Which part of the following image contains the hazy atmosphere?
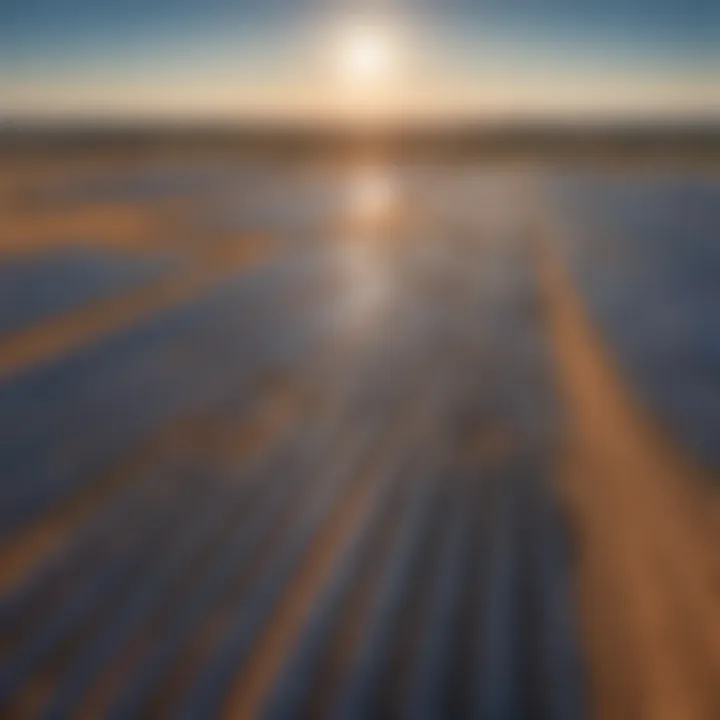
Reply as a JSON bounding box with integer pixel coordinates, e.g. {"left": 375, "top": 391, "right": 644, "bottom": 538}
{"left": 0, "top": 2, "right": 719, "bottom": 720}
{"left": 1, "top": 0, "right": 719, "bottom": 122}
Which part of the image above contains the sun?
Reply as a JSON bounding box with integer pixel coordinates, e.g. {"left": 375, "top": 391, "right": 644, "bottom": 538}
{"left": 338, "top": 26, "right": 395, "bottom": 85}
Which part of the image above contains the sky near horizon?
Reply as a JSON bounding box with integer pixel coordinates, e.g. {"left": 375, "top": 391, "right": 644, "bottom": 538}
{"left": 0, "top": 0, "right": 718, "bottom": 122}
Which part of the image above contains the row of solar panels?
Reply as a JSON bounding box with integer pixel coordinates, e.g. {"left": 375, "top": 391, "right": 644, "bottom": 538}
{"left": 1, "top": 187, "right": 583, "bottom": 717}
{"left": 1, "top": 415, "right": 584, "bottom": 718}
{"left": 548, "top": 173, "right": 720, "bottom": 468}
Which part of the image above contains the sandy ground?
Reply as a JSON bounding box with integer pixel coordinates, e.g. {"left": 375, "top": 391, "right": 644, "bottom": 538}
{"left": 0, "top": 158, "right": 200, "bottom": 257}
{"left": 0, "top": 236, "right": 271, "bottom": 380}
{"left": 539, "top": 236, "right": 720, "bottom": 720}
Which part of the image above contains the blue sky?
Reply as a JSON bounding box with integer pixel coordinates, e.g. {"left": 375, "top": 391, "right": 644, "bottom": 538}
{"left": 0, "top": 0, "right": 718, "bottom": 121}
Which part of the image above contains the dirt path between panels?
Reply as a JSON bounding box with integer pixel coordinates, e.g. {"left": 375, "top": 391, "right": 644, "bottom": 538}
{"left": 538, "top": 235, "right": 720, "bottom": 720}
{"left": 0, "top": 235, "right": 273, "bottom": 381}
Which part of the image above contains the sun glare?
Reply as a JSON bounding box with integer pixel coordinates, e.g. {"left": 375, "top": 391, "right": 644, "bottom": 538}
{"left": 338, "top": 26, "right": 395, "bottom": 85}
{"left": 347, "top": 167, "right": 396, "bottom": 226}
